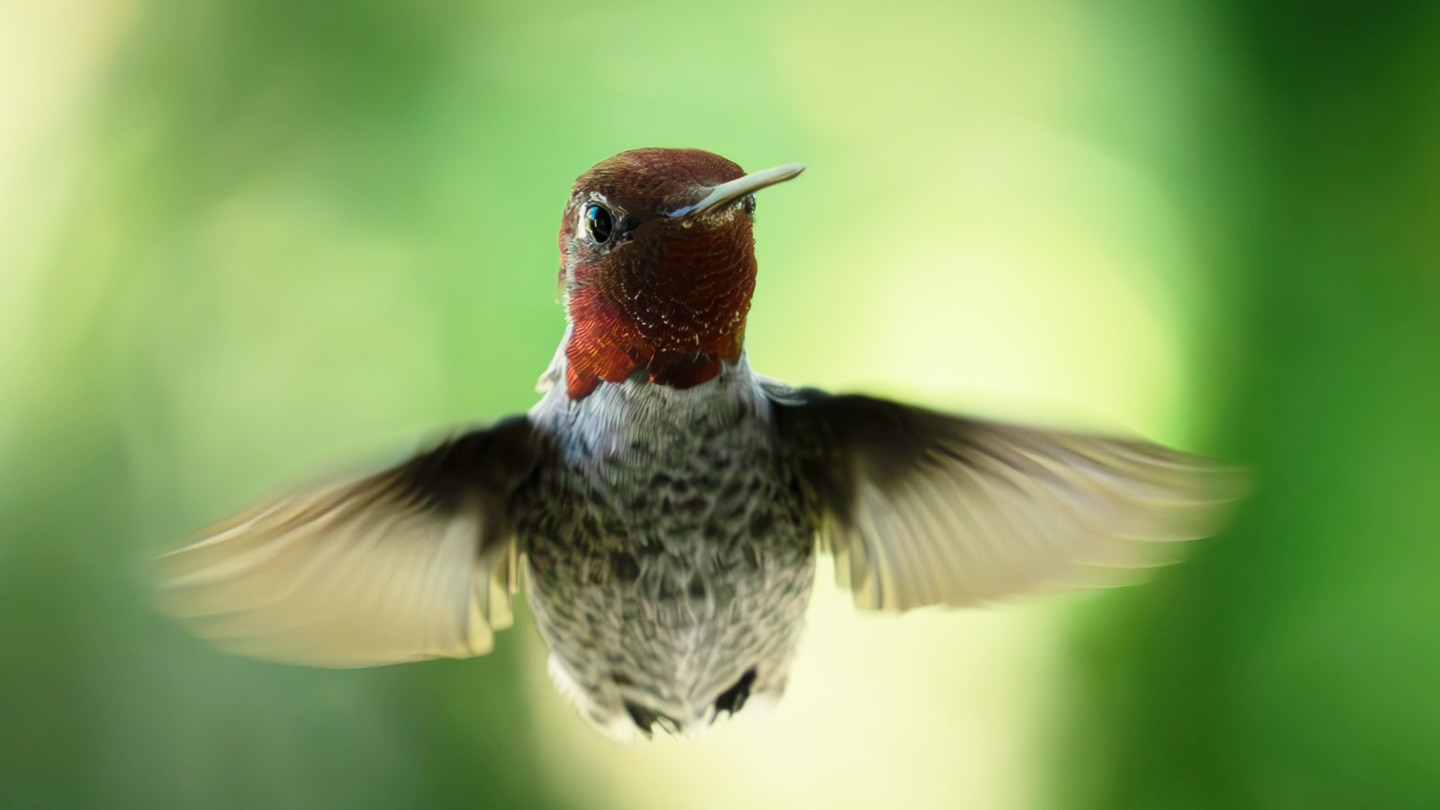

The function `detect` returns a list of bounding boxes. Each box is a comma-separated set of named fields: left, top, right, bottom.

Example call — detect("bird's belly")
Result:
left=525, top=483, right=812, bottom=643
left=525, top=535, right=815, bottom=694
left=515, top=444, right=815, bottom=728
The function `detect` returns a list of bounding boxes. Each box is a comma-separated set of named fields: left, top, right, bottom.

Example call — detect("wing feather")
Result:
left=770, top=387, right=1247, bottom=611
left=157, top=417, right=544, bottom=667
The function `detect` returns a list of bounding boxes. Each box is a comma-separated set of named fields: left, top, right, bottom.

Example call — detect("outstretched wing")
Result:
left=768, top=387, right=1247, bottom=611
left=157, top=417, right=547, bottom=667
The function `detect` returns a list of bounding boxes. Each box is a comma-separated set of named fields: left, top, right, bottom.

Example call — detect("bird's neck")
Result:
left=562, top=249, right=756, bottom=400
left=529, top=349, right=768, bottom=467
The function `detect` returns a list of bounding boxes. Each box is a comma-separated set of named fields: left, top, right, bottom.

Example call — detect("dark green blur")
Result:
left=1053, top=3, right=1440, bottom=809
left=1, top=0, right=1436, bottom=808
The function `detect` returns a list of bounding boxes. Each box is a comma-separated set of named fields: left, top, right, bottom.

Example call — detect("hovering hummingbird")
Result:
left=159, top=148, right=1243, bottom=742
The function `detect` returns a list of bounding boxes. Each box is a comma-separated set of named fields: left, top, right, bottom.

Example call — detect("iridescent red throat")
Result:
left=563, top=224, right=757, bottom=400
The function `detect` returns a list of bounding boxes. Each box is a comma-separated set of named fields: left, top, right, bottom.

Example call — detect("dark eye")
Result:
left=741, top=195, right=756, bottom=215
left=584, top=203, right=614, bottom=244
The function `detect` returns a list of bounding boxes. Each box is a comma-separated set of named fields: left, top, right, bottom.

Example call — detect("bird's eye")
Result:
left=584, top=203, right=615, bottom=244
left=741, top=195, right=756, bottom=215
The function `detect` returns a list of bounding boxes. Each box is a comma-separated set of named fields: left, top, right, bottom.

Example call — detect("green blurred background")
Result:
left=2, top=0, right=1437, bottom=807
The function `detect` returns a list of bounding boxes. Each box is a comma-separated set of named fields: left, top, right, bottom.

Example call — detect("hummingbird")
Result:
left=159, top=148, right=1243, bottom=742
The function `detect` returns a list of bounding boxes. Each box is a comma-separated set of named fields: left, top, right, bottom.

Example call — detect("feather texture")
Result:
left=769, top=388, right=1247, bottom=610
left=157, top=418, right=544, bottom=667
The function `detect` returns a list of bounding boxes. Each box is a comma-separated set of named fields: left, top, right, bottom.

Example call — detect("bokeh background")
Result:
left=3, top=0, right=1438, bottom=807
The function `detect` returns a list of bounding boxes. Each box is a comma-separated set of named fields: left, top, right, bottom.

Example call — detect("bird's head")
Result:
left=556, top=148, right=804, bottom=398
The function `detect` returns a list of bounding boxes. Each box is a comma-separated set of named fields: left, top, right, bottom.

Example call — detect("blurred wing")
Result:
left=158, top=417, right=546, bottom=667
left=768, top=387, right=1247, bottom=611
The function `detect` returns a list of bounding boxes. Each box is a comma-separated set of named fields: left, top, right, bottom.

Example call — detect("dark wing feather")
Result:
left=768, top=387, right=1247, bottom=611
left=157, top=417, right=546, bottom=667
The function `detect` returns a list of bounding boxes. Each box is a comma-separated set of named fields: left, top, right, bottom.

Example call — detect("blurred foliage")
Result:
left=0, top=0, right=1436, bottom=808
left=1053, top=3, right=1440, bottom=809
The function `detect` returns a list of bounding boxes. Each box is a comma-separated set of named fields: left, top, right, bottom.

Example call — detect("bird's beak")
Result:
left=669, top=163, right=806, bottom=219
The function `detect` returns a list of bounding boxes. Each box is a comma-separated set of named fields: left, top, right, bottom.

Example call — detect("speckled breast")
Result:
left=516, top=367, right=816, bottom=734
